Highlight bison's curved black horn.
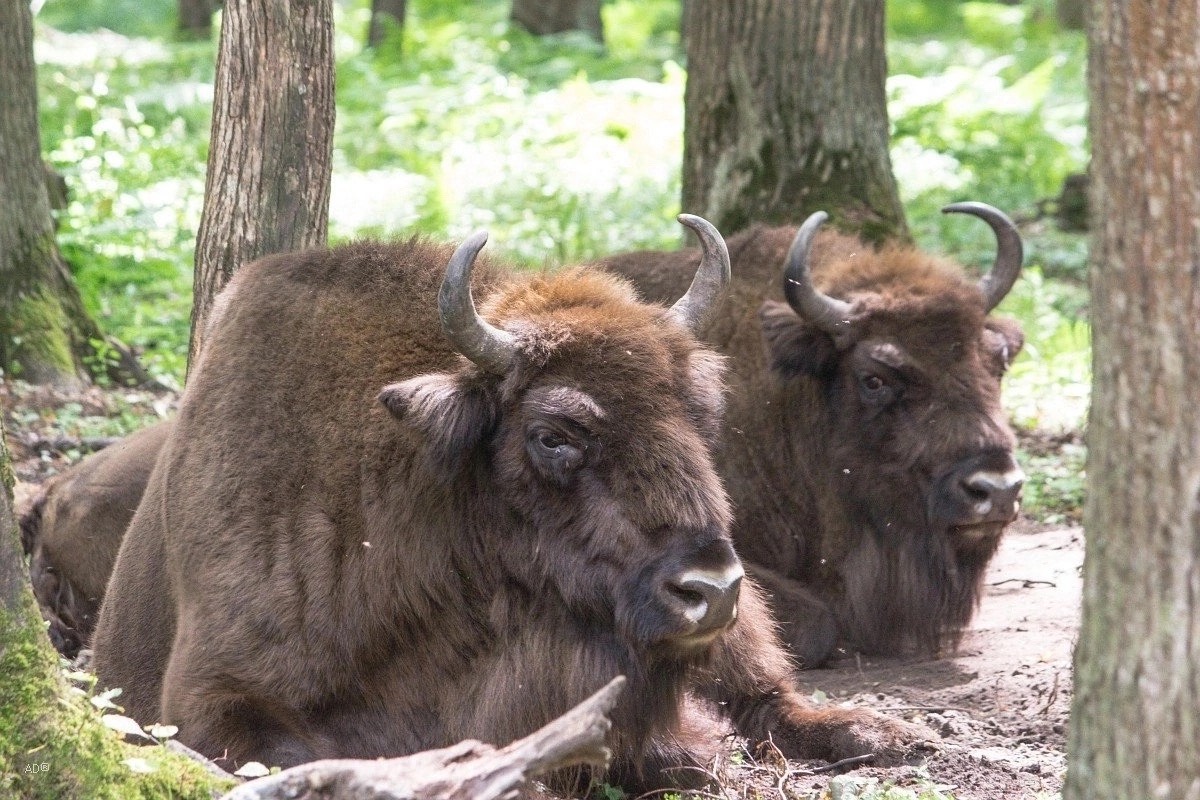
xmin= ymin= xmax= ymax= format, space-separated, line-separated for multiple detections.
xmin=438 ymin=231 xmax=518 ymax=374
xmin=783 ymin=211 xmax=854 ymax=337
xmin=669 ymin=214 xmax=731 ymax=335
xmin=942 ymin=202 xmax=1024 ymax=313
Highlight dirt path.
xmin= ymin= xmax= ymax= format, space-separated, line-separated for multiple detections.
xmin=755 ymin=521 xmax=1082 ymax=799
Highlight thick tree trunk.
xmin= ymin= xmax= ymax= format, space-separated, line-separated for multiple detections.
xmin=367 ymin=0 xmax=407 ymax=48
xmin=178 ymin=0 xmax=220 ymax=39
xmin=0 ymin=420 xmax=235 ymax=797
xmin=511 ymin=0 xmax=604 ymax=43
xmin=190 ymin=0 xmax=335 ymax=371
xmin=0 ymin=0 xmax=149 ymax=389
xmin=681 ymin=0 xmax=906 ymax=242
xmin=1065 ymin=3 xmax=1200 ymax=799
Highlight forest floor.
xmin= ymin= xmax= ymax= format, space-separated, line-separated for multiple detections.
xmin=3 ymin=380 xmax=1080 ymax=800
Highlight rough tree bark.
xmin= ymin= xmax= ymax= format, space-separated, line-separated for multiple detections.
xmin=190 ymin=0 xmax=335 ymax=371
xmin=367 ymin=0 xmax=407 ymax=48
xmin=681 ymin=0 xmax=906 ymax=242
xmin=1064 ymin=3 xmax=1200 ymax=799
xmin=511 ymin=0 xmax=604 ymax=43
xmin=0 ymin=0 xmax=149 ymax=389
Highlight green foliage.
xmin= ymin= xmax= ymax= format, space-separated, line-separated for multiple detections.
xmin=32 ymin=0 xmax=1092 ymax=441
xmin=1020 ymin=443 xmax=1086 ymax=525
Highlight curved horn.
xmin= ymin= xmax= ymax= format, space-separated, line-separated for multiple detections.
xmin=783 ymin=211 xmax=854 ymax=337
xmin=942 ymin=202 xmax=1024 ymax=312
xmin=438 ymin=231 xmax=518 ymax=374
xmin=669 ymin=214 xmax=732 ymax=334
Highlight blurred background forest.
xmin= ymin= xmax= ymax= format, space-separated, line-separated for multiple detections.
xmin=20 ymin=0 xmax=1089 ymax=520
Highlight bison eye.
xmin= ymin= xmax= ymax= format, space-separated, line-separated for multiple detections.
xmin=527 ymin=426 xmax=587 ymax=486
xmin=856 ymin=372 xmax=896 ymax=405
xmin=537 ymin=430 xmax=568 ymax=450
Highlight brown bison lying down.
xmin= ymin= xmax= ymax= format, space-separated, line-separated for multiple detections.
xmin=23 ymin=204 xmax=1025 ymax=671
xmin=88 ymin=219 xmax=928 ymax=788
xmin=20 ymin=421 xmax=170 ymax=657
xmin=601 ymin=204 xmax=1027 ymax=667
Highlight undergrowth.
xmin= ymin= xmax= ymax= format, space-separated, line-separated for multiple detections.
xmin=30 ymin=0 xmax=1090 ymax=518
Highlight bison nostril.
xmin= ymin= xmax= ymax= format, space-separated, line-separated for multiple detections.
xmin=664 ymin=583 xmax=709 ymax=623
xmin=661 ymin=563 xmax=744 ymax=635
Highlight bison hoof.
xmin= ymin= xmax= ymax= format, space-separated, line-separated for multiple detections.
xmin=827 ymin=710 xmax=938 ymax=765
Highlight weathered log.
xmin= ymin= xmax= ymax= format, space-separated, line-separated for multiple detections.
xmin=221 ymin=676 xmax=625 ymax=800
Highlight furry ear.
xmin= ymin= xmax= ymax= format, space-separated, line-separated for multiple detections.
xmin=983 ymin=317 xmax=1025 ymax=372
xmin=378 ymin=373 xmax=497 ymax=474
xmin=758 ymin=301 xmax=839 ymax=380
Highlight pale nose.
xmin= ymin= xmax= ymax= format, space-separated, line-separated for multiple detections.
xmin=662 ymin=563 xmax=744 ymax=634
xmin=960 ymin=467 xmax=1025 ymax=520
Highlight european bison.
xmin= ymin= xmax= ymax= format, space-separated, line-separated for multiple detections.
xmin=599 ymin=204 xmax=1026 ymax=667
xmin=20 ymin=420 xmax=170 ymax=657
xmin=91 ymin=219 xmax=928 ymax=789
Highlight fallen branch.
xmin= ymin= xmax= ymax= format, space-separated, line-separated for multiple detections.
xmin=221 ymin=676 xmax=625 ymax=800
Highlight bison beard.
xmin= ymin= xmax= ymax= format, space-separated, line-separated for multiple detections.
xmin=601 ymin=203 xmax=1026 ymax=668
xmin=89 ymin=222 xmax=928 ymax=790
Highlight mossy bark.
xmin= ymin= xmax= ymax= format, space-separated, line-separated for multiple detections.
xmin=0 ymin=0 xmax=153 ymax=389
xmin=0 ymin=423 xmax=235 ymax=799
xmin=681 ymin=0 xmax=907 ymax=244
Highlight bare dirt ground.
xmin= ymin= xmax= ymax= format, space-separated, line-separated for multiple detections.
xmin=4 ymin=382 xmax=1081 ymax=800
xmin=727 ymin=519 xmax=1082 ymax=800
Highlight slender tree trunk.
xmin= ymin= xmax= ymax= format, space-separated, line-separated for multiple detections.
xmin=1065 ymin=3 xmax=1200 ymax=799
xmin=681 ymin=0 xmax=906 ymax=242
xmin=511 ymin=0 xmax=604 ymax=43
xmin=178 ymin=0 xmax=220 ymax=38
xmin=0 ymin=0 xmax=149 ymax=388
xmin=367 ymin=0 xmax=407 ymax=48
xmin=190 ymin=0 xmax=335 ymax=371
xmin=0 ymin=420 xmax=235 ymax=797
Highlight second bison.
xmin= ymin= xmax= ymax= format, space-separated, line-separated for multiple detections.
xmin=601 ymin=203 xmax=1026 ymax=666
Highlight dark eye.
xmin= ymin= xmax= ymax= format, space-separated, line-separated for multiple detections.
xmin=856 ymin=371 xmax=896 ymax=405
xmin=537 ymin=430 xmax=568 ymax=451
xmin=527 ymin=426 xmax=587 ymax=486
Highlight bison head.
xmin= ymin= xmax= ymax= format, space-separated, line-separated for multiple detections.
xmin=377 ymin=216 xmax=744 ymax=665
xmin=758 ymin=203 xmax=1026 ymax=654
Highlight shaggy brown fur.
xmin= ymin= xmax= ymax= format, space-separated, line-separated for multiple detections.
xmin=20 ymin=420 xmax=171 ymax=656
xmin=90 ymin=237 xmax=928 ymax=789
xmin=600 ymin=225 xmax=1025 ymax=667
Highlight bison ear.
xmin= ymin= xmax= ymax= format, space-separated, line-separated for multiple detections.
xmin=378 ymin=373 xmax=497 ymax=473
xmin=758 ymin=301 xmax=838 ymax=380
xmin=983 ymin=317 xmax=1025 ymax=372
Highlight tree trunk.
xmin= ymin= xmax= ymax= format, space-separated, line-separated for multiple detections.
xmin=681 ymin=0 xmax=906 ymax=242
xmin=366 ymin=0 xmax=407 ymax=48
xmin=190 ymin=0 xmax=335 ymax=371
xmin=0 ymin=0 xmax=150 ymax=389
xmin=178 ymin=0 xmax=220 ymax=38
xmin=0 ymin=420 xmax=236 ymax=797
xmin=511 ymin=0 xmax=604 ymax=43
xmin=1064 ymin=3 xmax=1200 ymax=799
